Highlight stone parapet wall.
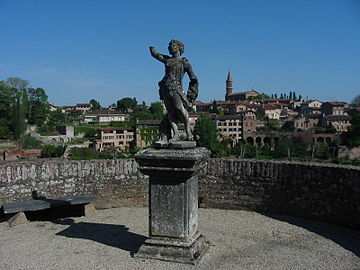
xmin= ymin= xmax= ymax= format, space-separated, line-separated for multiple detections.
xmin=199 ymin=159 xmax=360 ymax=230
xmin=0 ymin=159 xmax=148 ymax=209
xmin=0 ymin=158 xmax=359 ymax=229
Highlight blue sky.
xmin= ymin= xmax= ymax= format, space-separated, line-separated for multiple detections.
xmin=0 ymin=0 xmax=359 ymax=106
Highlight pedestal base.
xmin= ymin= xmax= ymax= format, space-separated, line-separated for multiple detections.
xmin=134 ymin=234 xmax=210 ymax=265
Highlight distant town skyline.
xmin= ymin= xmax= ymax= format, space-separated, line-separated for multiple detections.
xmin=1 ymin=0 xmax=359 ymax=106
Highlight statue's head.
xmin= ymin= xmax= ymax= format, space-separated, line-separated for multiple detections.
xmin=168 ymin=40 xmax=185 ymax=56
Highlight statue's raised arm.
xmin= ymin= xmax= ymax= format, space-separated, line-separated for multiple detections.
xmin=149 ymin=46 xmax=169 ymax=63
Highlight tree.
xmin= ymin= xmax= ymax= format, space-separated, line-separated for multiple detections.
xmin=293 ymin=92 xmax=297 ymax=100
xmin=194 ymin=114 xmax=224 ymax=157
xmin=341 ymin=114 xmax=360 ymax=146
xmin=149 ymin=102 xmax=165 ymax=119
xmin=209 ymin=100 xmax=219 ymax=114
xmin=6 ymin=77 xmax=29 ymax=93
xmin=351 ymin=95 xmax=360 ymax=106
xmin=273 ymin=137 xmax=295 ymax=159
xmin=116 ymin=97 xmax=137 ymax=113
xmin=247 ymin=93 xmax=270 ymax=101
xmin=41 ymin=145 xmax=66 ymax=158
xmin=27 ymin=87 xmax=50 ymax=127
xmin=89 ymin=99 xmax=101 ymax=110
xmin=5 ymin=77 xmax=29 ymax=140
xmin=0 ymin=81 xmax=14 ymax=139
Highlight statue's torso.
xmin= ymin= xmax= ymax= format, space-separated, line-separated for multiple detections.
xmin=162 ymin=58 xmax=185 ymax=92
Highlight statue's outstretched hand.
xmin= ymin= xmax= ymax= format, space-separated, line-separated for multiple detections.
xmin=149 ymin=46 xmax=157 ymax=54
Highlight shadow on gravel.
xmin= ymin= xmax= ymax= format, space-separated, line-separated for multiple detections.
xmin=53 ymin=219 xmax=147 ymax=255
xmin=263 ymin=213 xmax=360 ymax=258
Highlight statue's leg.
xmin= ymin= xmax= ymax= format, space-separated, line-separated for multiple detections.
xmin=166 ymin=99 xmax=179 ymax=142
xmin=156 ymin=116 xmax=170 ymax=144
xmin=172 ymin=94 xmax=193 ymax=141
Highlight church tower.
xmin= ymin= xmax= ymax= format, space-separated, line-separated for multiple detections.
xmin=225 ymin=71 xmax=233 ymax=100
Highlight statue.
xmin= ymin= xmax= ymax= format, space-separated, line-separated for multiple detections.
xmin=149 ymin=40 xmax=198 ymax=145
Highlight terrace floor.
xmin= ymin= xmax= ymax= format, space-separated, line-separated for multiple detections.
xmin=0 ymin=207 xmax=359 ymax=270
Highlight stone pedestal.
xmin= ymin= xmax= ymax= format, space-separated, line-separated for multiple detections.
xmin=134 ymin=147 xmax=210 ymax=265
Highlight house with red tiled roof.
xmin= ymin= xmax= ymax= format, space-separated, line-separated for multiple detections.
xmin=321 ymin=102 xmax=348 ymax=116
xmin=76 ymin=103 xmax=92 ymax=112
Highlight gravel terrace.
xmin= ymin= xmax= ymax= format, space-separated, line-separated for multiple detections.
xmin=0 ymin=207 xmax=359 ymax=270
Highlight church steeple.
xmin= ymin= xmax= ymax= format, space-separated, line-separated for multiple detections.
xmin=226 ymin=71 xmax=233 ymax=99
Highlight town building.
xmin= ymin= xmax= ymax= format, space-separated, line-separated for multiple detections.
xmin=84 ymin=110 xmax=126 ymax=124
xmin=299 ymin=100 xmax=322 ymax=115
xmin=322 ymin=115 xmax=352 ymax=132
xmin=136 ymin=120 xmax=161 ymax=148
xmin=321 ymin=102 xmax=348 ymax=115
xmin=76 ymin=103 xmax=92 ymax=112
xmin=224 ymin=72 xmax=260 ymax=101
xmin=62 ymin=105 xmax=76 ymax=113
xmin=263 ymin=104 xmax=281 ymax=120
xmin=215 ymin=115 xmax=243 ymax=143
xmin=283 ymin=114 xmax=321 ymax=131
xmin=94 ymin=127 xmax=135 ymax=151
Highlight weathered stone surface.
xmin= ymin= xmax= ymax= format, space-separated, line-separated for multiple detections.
xmin=134 ymin=147 xmax=210 ymax=264
xmin=0 ymin=159 xmax=148 ymax=209
xmin=2 ymin=195 xmax=96 ymax=214
xmin=153 ymin=141 xmax=196 ymax=149
xmin=7 ymin=211 xmax=27 ymax=227
xmin=84 ymin=203 xmax=97 ymax=217
xmin=134 ymin=234 xmax=210 ymax=265
xmin=0 ymin=158 xmax=359 ymax=230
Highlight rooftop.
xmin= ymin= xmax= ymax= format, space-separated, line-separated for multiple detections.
xmin=1 ymin=207 xmax=359 ymax=270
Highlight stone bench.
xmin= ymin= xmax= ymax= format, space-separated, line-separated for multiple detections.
xmin=1 ymin=195 xmax=97 ymax=226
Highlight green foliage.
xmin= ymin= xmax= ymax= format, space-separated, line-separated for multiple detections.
xmin=116 ymin=97 xmax=137 ymax=113
xmin=131 ymin=110 xmax=153 ymax=121
xmin=0 ymin=81 xmax=15 ymax=139
xmin=341 ymin=114 xmax=360 ymax=146
xmin=73 ymin=126 xmax=98 ymax=140
xmin=13 ymin=94 xmax=27 ymax=139
xmin=194 ymin=114 xmax=226 ymax=157
xmin=247 ymin=93 xmax=270 ymax=101
xmin=351 ymin=95 xmax=360 ymax=106
xmin=69 ymin=147 xmax=99 ymax=160
xmin=0 ymin=77 xmax=53 ymax=139
xmin=209 ymin=100 xmax=219 ymax=113
xmin=257 ymin=119 xmax=281 ymax=132
xmin=89 ymin=99 xmax=101 ymax=110
xmin=27 ymin=87 xmax=50 ymax=127
xmin=110 ymin=121 xmax=135 ymax=127
xmin=74 ymin=126 xmax=96 ymax=136
xmin=149 ymin=102 xmax=165 ymax=119
xmin=139 ymin=126 xmax=159 ymax=145
xmin=41 ymin=145 xmax=66 ymax=158
xmin=66 ymin=137 xmax=89 ymax=145
xmin=66 ymin=110 xmax=83 ymax=123
xmin=313 ymin=143 xmax=331 ymax=160
xmin=42 ymin=109 xmax=66 ymax=132
xmin=3 ymin=78 xmax=30 ymax=139
xmin=21 ymin=135 xmax=43 ymax=149
xmin=69 ymin=147 xmax=119 ymax=160
xmin=84 ymin=128 xmax=97 ymax=139
xmin=272 ymin=137 xmax=308 ymax=159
